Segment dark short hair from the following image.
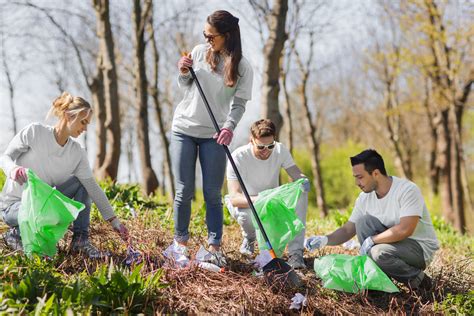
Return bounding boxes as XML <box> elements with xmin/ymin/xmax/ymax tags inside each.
<box><xmin>350</xmin><ymin>149</ymin><xmax>387</xmax><ymax>176</ymax></box>
<box><xmin>250</xmin><ymin>119</ymin><xmax>276</xmax><ymax>139</ymax></box>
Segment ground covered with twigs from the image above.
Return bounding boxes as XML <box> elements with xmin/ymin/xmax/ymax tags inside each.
<box><xmin>0</xmin><ymin>183</ymin><xmax>473</xmax><ymax>314</ymax></box>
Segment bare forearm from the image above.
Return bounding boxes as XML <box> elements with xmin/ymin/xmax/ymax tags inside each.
<box><xmin>372</xmin><ymin>225</ymin><xmax>412</xmax><ymax>244</ymax></box>
<box><xmin>326</xmin><ymin>222</ymin><xmax>356</xmax><ymax>245</ymax></box>
<box><xmin>230</xmin><ymin>194</ymin><xmax>258</xmax><ymax>208</ymax></box>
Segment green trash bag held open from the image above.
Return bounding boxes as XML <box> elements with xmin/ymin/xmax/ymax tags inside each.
<box><xmin>314</xmin><ymin>254</ymin><xmax>399</xmax><ymax>293</ymax></box>
<box><xmin>18</xmin><ymin>169</ymin><xmax>85</xmax><ymax>257</ymax></box>
<box><xmin>252</xmin><ymin>178</ymin><xmax>305</xmax><ymax>257</ymax></box>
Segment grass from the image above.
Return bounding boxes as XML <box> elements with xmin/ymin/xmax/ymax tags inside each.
<box><xmin>0</xmin><ymin>180</ymin><xmax>472</xmax><ymax>314</ymax></box>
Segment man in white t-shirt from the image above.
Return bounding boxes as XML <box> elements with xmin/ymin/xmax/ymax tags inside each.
<box><xmin>305</xmin><ymin>149</ymin><xmax>439</xmax><ymax>290</ymax></box>
<box><xmin>226</xmin><ymin>119</ymin><xmax>309</xmax><ymax>269</ymax></box>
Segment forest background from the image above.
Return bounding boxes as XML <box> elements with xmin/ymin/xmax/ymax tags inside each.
<box><xmin>0</xmin><ymin>0</ymin><xmax>473</xmax><ymax>235</ymax></box>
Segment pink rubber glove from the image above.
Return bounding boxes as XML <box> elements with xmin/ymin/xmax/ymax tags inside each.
<box><xmin>11</xmin><ymin>166</ymin><xmax>28</xmax><ymax>185</ymax></box>
<box><xmin>178</xmin><ymin>53</ymin><xmax>193</xmax><ymax>74</ymax></box>
<box><xmin>214</xmin><ymin>128</ymin><xmax>233</xmax><ymax>146</ymax></box>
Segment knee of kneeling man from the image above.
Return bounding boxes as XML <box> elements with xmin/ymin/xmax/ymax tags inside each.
<box><xmin>368</xmin><ymin>244</ymin><xmax>390</xmax><ymax>262</ymax></box>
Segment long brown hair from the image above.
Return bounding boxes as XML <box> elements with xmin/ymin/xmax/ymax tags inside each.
<box><xmin>206</xmin><ymin>10</ymin><xmax>242</xmax><ymax>87</ymax></box>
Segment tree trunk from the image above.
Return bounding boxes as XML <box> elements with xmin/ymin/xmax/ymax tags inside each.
<box><xmin>93</xmin><ymin>0</ymin><xmax>121</xmax><ymax>180</ymax></box>
<box><xmin>449</xmin><ymin>105</ymin><xmax>466</xmax><ymax>233</ymax></box>
<box><xmin>260</xmin><ymin>0</ymin><xmax>288</xmax><ymax>138</ymax></box>
<box><xmin>1</xmin><ymin>41</ymin><xmax>18</xmax><ymax>136</ymax></box>
<box><xmin>294</xmin><ymin>33</ymin><xmax>327</xmax><ymax>216</ymax></box>
<box><xmin>91</xmin><ymin>63</ymin><xmax>106</xmax><ymax>173</ymax></box>
<box><xmin>280</xmin><ymin>53</ymin><xmax>293</xmax><ymax>154</ymax></box>
<box><xmin>133</xmin><ymin>0</ymin><xmax>158</xmax><ymax>195</ymax></box>
<box><xmin>299</xmin><ymin>79</ymin><xmax>328</xmax><ymax>216</ymax></box>
<box><xmin>422</xmin><ymin>0</ymin><xmax>470</xmax><ymax>232</ymax></box>
<box><xmin>147</xmin><ymin>9</ymin><xmax>175</xmax><ymax>199</ymax></box>
<box><xmin>423</xmin><ymin>80</ymin><xmax>440</xmax><ymax>195</ymax></box>
<box><xmin>384</xmin><ymin>88</ymin><xmax>413</xmax><ymax>179</ymax></box>
<box><xmin>436</xmin><ymin>109</ymin><xmax>454</xmax><ymax>224</ymax></box>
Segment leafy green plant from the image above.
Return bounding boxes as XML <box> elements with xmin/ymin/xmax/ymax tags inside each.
<box><xmin>435</xmin><ymin>291</ymin><xmax>474</xmax><ymax>315</ymax></box>
<box><xmin>84</xmin><ymin>262</ymin><xmax>165</xmax><ymax>314</ymax></box>
<box><xmin>329</xmin><ymin>209</ymin><xmax>351</xmax><ymax>227</ymax></box>
<box><xmin>0</xmin><ymin>256</ymin><xmax>64</xmax><ymax>311</ymax></box>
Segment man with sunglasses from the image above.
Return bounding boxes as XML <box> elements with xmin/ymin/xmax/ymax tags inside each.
<box><xmin>225</xmin><ymin>119</ymin><xmax>309</xmax><ymax>269</ymax></box>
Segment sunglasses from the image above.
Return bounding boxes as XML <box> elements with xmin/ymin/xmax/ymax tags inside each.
<box><xmin>255</xmin><ymin>141</ymin><xmax>276</xmax><ymax>150</ymax></box>
<box><xmin>203</xmin><ymin>31</ymin><xmax>223</xmax><ymax>41</ymax></box>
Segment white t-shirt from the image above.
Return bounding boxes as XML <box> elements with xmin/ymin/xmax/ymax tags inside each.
<box><xmin>172</xmin><ymin>44</ymin><xmax>253</xmax><ymax>138</ymax></box>
<box><xmin>349</xmin><ymin>176</ymin><xmax>440</xmax><ymax>264</ymax></box>
<box><xmin>226</xmin><ymin>142</ymin><xmax>295</xmax><ymax>195</ymax></box>
<box><xmin>0</xmin><ymin>123</ymin><xmax>93</xmax><ymax>209</ymax></box>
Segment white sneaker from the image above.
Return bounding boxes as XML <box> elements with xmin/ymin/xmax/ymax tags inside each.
<box><xmin>239</xmin><ymin>238</ymin><xmax>255</xmax><ymax>256</ymax></box>
<box><xmin>163</xmin><ymin>240</ymin><xmax>190</xmax><ymax>267</ymax></box>
<box><xmin>196</xmin><ymin>246</ymin><xmax>227</xmax><ymax>267</ymax></box>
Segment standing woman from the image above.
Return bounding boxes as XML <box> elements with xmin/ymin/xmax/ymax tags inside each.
<box><xmin>171</xmin><ymin>10</ymin><xmax>253</xmax><ymax>265</ymax></box>
<box><xmin>0</xmin><ymin>92</ymin><xmax>129</xmax><ymax>258</ymax></box>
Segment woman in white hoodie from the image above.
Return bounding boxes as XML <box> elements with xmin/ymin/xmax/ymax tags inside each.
<box><xmin>0</xmin><ymin>92</ymin><xmax>129</xmax><ymax>258</ymax></box>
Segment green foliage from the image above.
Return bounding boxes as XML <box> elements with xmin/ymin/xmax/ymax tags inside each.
<box><xmin>435</xmin><ymin>291</ymin><xmax>474</xmax><ymax>315</ymax></box>
<box><xmin>89</xmin><ymin>180</ymin><xmax>172</xmax><ymax>231</ymax></box>
<box><xmin>0</xmin><ymin>170</ymin><xmax>5</xmax><ymax>188</ymax></box>
<box><xmin>0</xmin><ymin>249</ymin><xmax>166</xmax><ymax>314</ymax></box>
<box><xmin>432</xmin><ymin>215</ymin><xmax>474</xmax><ymax>255</ymax></box>
<box><xmin>0</xmin><ymin>255</ymin><xmax>73</xmax><ymax>313</ymax></box>
<box><xmin>100</xmin><ymin>179</ymin><xmax>168</xmax><ymax>219</ymax></box>
<box><xmin>85</xmin><ymin>263</ymin><xmax>165</xmax><ymax>314</ymax></box>
<box><xmin>320</xmin><ymin>141</ymin><xmax>366</xmax><ymax>210</ymax></box>
<box><xmin>432</xmin><ymin>215</ymin><xmax>457</xmax><ymax>235</ymax></box>
<box><xmin>329</xmin><ymin>209</ymin><xmax>351</xmax><ymax>227</ymax></box>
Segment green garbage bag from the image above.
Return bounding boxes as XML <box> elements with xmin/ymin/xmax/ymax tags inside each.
<box><xmin>18</xmin><ymin>169</ymin><xmax>85</xmax><ymax>257</ymax></box>
<box><xmin>314</xmin><ymin>254</ymin><xmax>399</xmax><ymax>293</ymax></box>
<box><xmin>252</xmin><ymin>178</ymin><xmax>305</xmax><ymax>257</ymax></box>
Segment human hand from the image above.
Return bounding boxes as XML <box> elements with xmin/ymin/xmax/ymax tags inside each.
<box><xmin>301</xmin><ymin>178</ymin><xmax>310</xmax><ymax>193</ymax></box>
<box><xmin>360</xmin><ymin>236</ymin><xmax>374</xmax><ymax>255</ymax></box>
<box><xmin>214</xmin><ymin>128</ymin><xmax>233</xmax><ymax>145</ymax></box>
<box><xmin>111</xmin><ymin>218</ymin><xmax>130</xmax><ymax>242</ymax></box>
<box><xmin>304</xmin><ymin>235</ymin><xmax>328</xmax><ymax>251</ymax></box>
<box><xmin>178</xmin><ymin>53</ymin><xmax>193</xmax><ymax>74</ymax></box>
<box><xmin>11</xmin><ymin>166</ymin><xmax>28</xmax><ymax>185</ymax></box>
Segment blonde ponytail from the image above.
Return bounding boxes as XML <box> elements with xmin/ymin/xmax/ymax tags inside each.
<box><xmin>47</xmin><ymin>92</ymin><xmax>92</xmax><ymax>120</ymax></box>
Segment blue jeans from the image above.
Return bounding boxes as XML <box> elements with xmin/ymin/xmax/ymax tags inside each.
<box><xmin>170</xmin><ymin>131</ymin><xmax>226</xmax><ymax>245</ymax></box>
<box><xmin>1</xmin><ymin>176</ymin><xmax>92</xmax><ymax>241</ymax></box>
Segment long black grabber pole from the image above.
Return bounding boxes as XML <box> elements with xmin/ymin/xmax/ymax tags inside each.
<box><xmin>188</xmin><ymin>66</ymin><xmax>302</xmax><ymax>288</ymax></box>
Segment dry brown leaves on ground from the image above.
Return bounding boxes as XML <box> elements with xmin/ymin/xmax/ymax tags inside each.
<box><xmin>3</xmin><ymin>220</ymin><xmax>473</xmax><ymax>315</ymax></box>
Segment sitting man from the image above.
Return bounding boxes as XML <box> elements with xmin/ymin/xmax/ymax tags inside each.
<box><xmin>226</xmin><ymin>119</ymin><xmax>309</xmax><ymax>269</ymax></box>
<box><xmin>305</xmin><ymin>149</ymin><xmax>439</xmax><ymax>289</ymax></box>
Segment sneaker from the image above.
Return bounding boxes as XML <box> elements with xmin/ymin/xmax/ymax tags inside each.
<box><xmin>163</xmin><ymin>240</ymin><xmax>190</xmax><ymax>267</ymax></box>
<box><xmin>288</xmin><ymin>253</ymin><xmax>306</xmax><ymax>269</ymax></box>
<box><xmin>3</xmin><ymin>227</ymin><xmax>23</xmax><ymax>252</ymax></box>
<box><xmin>196</xmin><ymin>246</ymin><xmax>227</xmax><ymax>267</ymax></box>
<box><xmin>70</xmin><ymin>239</ymin><xmax>107</xmax><ymax>259</ymax></box>
<box><xmin>239</xmin><ymin>238</ymin><xmax>256</xmax><ymax>256</ymax></box>
<box><xmin>209</xmin><ymin>250</ymin><xmax>227</xmax><ymax>267</ymax></box>
<box><xmin>408</xmin><ymin>272</ymin><xmax>433</xmax><ymax>291</ymax></box>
